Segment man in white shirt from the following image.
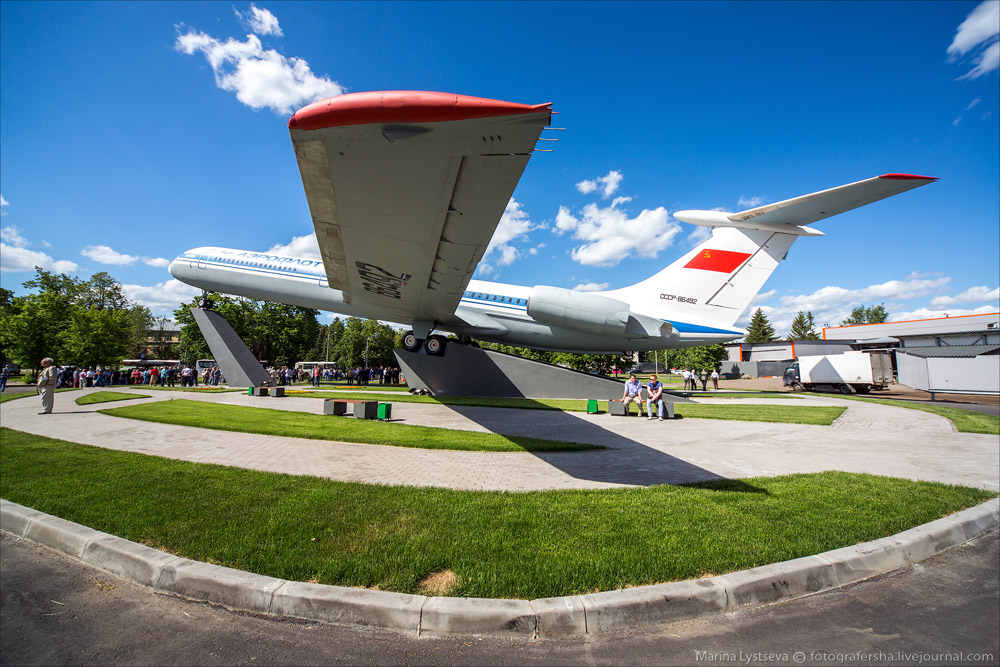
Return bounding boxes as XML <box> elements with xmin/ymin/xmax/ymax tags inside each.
<box><xmin>621</xmin><ymin>373</ymin><xmax>645</xmax><ymax>417</ymax></box>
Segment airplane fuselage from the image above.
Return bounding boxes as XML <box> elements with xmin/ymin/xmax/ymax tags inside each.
<box><xmin>169</xmin><ymin>247</ymin><xmax>741</xmax><ymax>354</ymax></box>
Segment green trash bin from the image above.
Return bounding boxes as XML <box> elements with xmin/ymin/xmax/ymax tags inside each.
<box><xmin>377</xmin><ymin>402</ymin><xmax>392</xmax><ymax>421</ymax></box>
<box><xmin>248</xmin><ymin>387</ymin><xmax>254</xmax><ymax>396</ymax></box>
<box><xmin>587</xmin><ymin>399</ymin><xmax>599</xmax><ymax>414</ymax></box>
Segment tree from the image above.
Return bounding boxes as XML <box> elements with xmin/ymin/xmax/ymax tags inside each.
<box><xmin>550</xmin><ymin>351</ymin><xmax>633</xmax><ymax>375</ymax></box>
<box><xmin>329</xmin><ymin>317</ymin><xmax>400</xmax><ymax>368</ymax></box>
<box><xmin>841</xmin><ymin>304</ymin><xmax>889</xmax><ymax>326</ymax></box>
<box><xmin>173</xmin><ymin>294</ymin><xmax>320</xmax><ymax>365</ymax></box>
<box><xmin>743</xmin><ymin>308</ymin><xmax>777</xmax><ymax>343</ymax></box>
<box><xmin>666</xmin><ymin>344</ymin><xmax>728</xmax><ymax>372</ymax></box>
<box><xmin>787</xmin><ymin>310</ymin><xmax>820</xmax><ymax>340</ymax></box>
<box><xmin>0</xmin><ymin>268</ymin><xmax>151</xmax><ymax>372</ymax></box>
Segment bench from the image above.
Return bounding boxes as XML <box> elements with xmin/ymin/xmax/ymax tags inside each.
<box><xmin>608</xmin><ymin>398</ymin><xmax>675</xmax><ymax>418</ymax></box>
<box><xmin>250</xmin><ymin>386</ymin><xmax>285</xmax><ymax>397</ymax></box>
<box><xmin>324</xmin><ymin>399</ymin><xmax>379</xmax><ymax>420</ymax></box>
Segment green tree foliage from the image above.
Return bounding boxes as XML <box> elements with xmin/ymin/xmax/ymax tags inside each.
<box><xmin>0</xmin><ymin>269</ymin><xmax>152</xmax><ymax>372</ymax></box>
<box><xmin>173</xmin><ymin>294</ymin><xmax>319</xmax><ymax>365</ymax></box>
<box><xmin>666</xmin><ymin>344</ymin><xmax>728</xmax><ymax>372</ymax></box>
<box><xmin>787</xmin><ymin>310</ymin><xmax>820</xmax><ymax>340</ymax></box>
<box><xmin>474</xmin><ymin>340</ymin><xmax>630</xmax><ymax>375</ymax></box>
<box><xmin>841</xmin><ymin>303</ymin><xmax>889</xmax><ymax>326</ymax></box>
<box><xmin>328</xmin><ymin>317</ymin><xmax>401</xmax><ymax>368</ymax></box>
<box><xmin>743</xmin><ymin>307</ymin><xmax>777</xmax><ymax>343</ymax></box>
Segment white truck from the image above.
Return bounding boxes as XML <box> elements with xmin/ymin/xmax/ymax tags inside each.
<box><xmin>783</xmin><ymin>351</ymin><xmax>893</xmax><ymax>394</ymax></box>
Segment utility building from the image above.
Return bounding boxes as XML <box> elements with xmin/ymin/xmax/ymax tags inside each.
<box><xmin>721</xmin><ymin>313</ymin><xmax>999</xmax><ymax>394</ymax></box>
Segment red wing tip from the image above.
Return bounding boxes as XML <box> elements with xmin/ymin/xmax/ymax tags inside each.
<box><xmin>288</xmin><ymin>91</ymin><xmax>550</xmax><ymax>131</ymax></box>
<box><xmin>879</xmin><ymin>173</ymin><xmax>939</xmax><ymax>180</ymax></box>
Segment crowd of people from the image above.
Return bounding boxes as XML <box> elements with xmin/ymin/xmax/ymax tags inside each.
<box><xmin>680</xmin><ymin>368</ymin><xmax>720</xmax><ymax>391</ymax></box>
<box><xmin>264</xmin><ymin>365</ymin><xmax>403</xmax><ymax>387</ymax></box>
<box><xmin>42</xmin><ymin>365</ymin><xmax>214</xmax><ymax>388</ymax></box>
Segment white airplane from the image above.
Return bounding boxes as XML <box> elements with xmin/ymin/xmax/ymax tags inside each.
<box><xmin>170</xmin><ymin>91</ymin><xmax>936</xmax><ymax>355</ymax></box>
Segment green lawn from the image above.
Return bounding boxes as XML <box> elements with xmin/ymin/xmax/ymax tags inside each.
<box><xmin>98</xmin><ymin>399</ymin><xmax>601</xmax><ymax>452</ymax></box>
<box><xmin>75</xmin><ymin>391</ymin><xmax>150</xmax><ymax>405</ymax></box>
<box><xmin>1</xmin><ymin>427</ymin><xmax>992</xmax><ymax>599</ymax></box>
<box><xmin>674</xmin><ymin>404</ymin><xmax>844</xmax><ymax>425</ymax></box>
<box><xmin>289</xmin><ymin>391</ymin><xmax>808</xmax><ymax>413</ymax></box>
<box><xmin>0</xmin><ymin>388</ymin><xmax>79</xmax><ymax>404</ymax></box>
<box><xmin>131</xmin><ymin>386</ymin><xmax>243</xmax><ymax>393</ymax></box>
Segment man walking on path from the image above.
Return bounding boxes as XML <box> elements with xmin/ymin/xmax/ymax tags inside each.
<box><xmin>36</xmin><ymin>357</ymin><xmax>58</xmax><ymax>414</ymax></box>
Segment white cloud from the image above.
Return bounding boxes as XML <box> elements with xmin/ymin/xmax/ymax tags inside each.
<box><xmin>265</xmin><ymin>233</ymin><xmax>321</xmax><ymax>259</ymax></box>
<box><xmin>0</xmin><ymin>226</ymin><xmax>78</xmax><ymax>273</ymax></box>
<box><xmin>122</xmin><ymin>279</ymin><xmax>201</xmax><ymax>314</ymax></box>
<box><xmin>947</xmin><ymin>1</ymin><xmax>1000</xmax><ymax>80</ymax></box>
<box><xmin>176</xmin><ymin>18</ymin><xmax>343</xmax><ymax>114</ymax></box>
<box><xmin>575</xmin><ymin>170</ymin><xmax>623</xmax><ymax>198</ymax></box>
<box><xmin>480</xmin><ymin>198</ymin><xmax>540</xmax><ymax>272</ymax></box>
<box><xmin>953</xmin><ymin>116</ymin><xmax>963</xmax><ymax>126</ymax></box>
<box><xmin>81</xmin><ymin>244</ymin><xmax>139</xmax><ymax>266</ymax></box>
<box><xmin>930</xmin><ymin>285</ymin><xmax>1000</xmax><ymax>307</ymax></box>
<box><xmin>573</xmin><ymin>282</ymin><xmax>610</xmax><ymax>292</ymax></box>
<box><xmin>554</xmin><ymin>197</ymin><xmax>680</xmax><ymax>268</ymax></box>
<box><xmin>736</xmin><ymin>276</ymin><xmax>953</xmax><ymax>334</ymax></box>
<box><xmin>967</xmin><ymin>98</ymin><xmax>982</xmax><ymax>110</ymax></box>
<box><xmin>890</xmin><ymin>305</ymin><xmax>999</xmax><ymax>321</ymax></box>
<box><xmin>0</xmin><ymin>244</ymin><xmax>79</xmax><ymax>273</ymax></box>
<box><xmin>685</xmin><ymin>225</ymin><xmax>712</xmax><ymax>248</ymax></box>
<box><xmin>0</xmin><ymin>194</ymin><xmax>8</xmax><ymax>215</ymax></box>
<box><xmin>961</xmin><ymin>41</ymin><xmax>1000</xmax><ymax>80</ymax></box>
<box><xmin>1</xmin><ymin>225</ymin><xmax>28</xmax><ymax>248</ymax></box>
<box><xmin>143</xmin><ymin>257</ymin><xmax>171</xmax><ymax>268</ymax></box>
<box><xmin>236</xmin><ymin>4</ymin><xmax>284</xmax><ymax>37</ymax></box>
<box><xmin>737</xmin><ymin>195</ymin><xmax>765</xmax><ymax>208</ymax></box>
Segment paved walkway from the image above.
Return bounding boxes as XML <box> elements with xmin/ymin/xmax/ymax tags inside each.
<box><xmin>2</xmin><ymin>388</ymin><xmax>997</xmax><ymax>492</ymax></box>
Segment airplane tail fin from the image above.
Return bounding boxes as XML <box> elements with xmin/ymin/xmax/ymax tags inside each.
<box><xmin>604</xmin><ymin>174</ymin><xmax>936</xmax><ymax>331</ymax></box>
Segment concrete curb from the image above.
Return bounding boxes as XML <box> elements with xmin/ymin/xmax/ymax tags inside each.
<box><xmin>2</xmin><ymin>497</ymin><xmax>997</xmax><ymax>638</ymax></box>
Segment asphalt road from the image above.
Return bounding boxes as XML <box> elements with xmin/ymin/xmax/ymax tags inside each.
<box><xmin>2</xmin><ymin>531</ymin><xmax>997</xmax><ymax>667</ymax></box>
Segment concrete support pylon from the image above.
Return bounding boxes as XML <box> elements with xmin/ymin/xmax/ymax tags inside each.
<box><xmin>190</xmin><ymin>308</ymin><xmax>272</xmax><ymax>388</ymax></box>
<box><xmin>395</xmin><ymin>344</ymin><xmax>628</xmax><ymax>399</ymax></box>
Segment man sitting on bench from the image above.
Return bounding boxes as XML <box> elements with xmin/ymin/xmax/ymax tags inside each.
<box><xmin>646</xmin><ymin>374</ymin><xmax>666</xmax><ymax>421</ymax></box>
<box><xmin>622</xmin><ymin>373</ymin><xmax>645</xmax><ymax>417</ymax></box>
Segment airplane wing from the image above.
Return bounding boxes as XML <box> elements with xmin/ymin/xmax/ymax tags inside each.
<box><xmin>287</xmin><ymin>91</ymin><xmax>552</xmax><ymax>328</ymax></box>
<box><xmin>726</xmin><ymin>174</ymin><xmax>938</xmax><ymax>226</ymax></box>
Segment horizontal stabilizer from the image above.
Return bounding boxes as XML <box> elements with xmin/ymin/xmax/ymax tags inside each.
<box><xmin>675</xmin><ymin>174</ymin><xmax>937</xmax><ymax>231</ymax></box>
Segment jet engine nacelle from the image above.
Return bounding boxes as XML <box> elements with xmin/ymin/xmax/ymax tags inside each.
<box><xmin>527</xmin><ymin>286</ymin><xmax>674</xmax><ymax>339</ymax></box>
<box><xmin>528</xmin><ymin>286</ymin><xmax>629</xmax><ymax>337</ymax></box>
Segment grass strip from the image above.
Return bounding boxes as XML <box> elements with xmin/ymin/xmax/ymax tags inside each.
<box><xmin>98</xmin><ymin>399</ymin><xmax>601</xmax><ymax>452</ymax></box>
<box><xmin>810</xmin><ymin>393</ymin><xmax>999</xmax><ymax>435</ymax></box>
<box><xmin>674</xmin><ymin>404</ymin><xmax>844</xmax><ymax>425</ymax></box>
<box><xmin>75</xmin><ymin>391</ymin><xmax>150</xmax><ymax>405</ymax></box>
<box><xmin>0</xmin><ymin>388</ymin><xmax>79</xmax><ymax>404</ymax></box>
<box><xmin>290</xmin><ymin>391</ymin><xmax>807</xmax><ymax>413</ymax></box>
<box><xmin>1</xmin><ymin>427</ymin><xmax>992</xmax><ymax>599</ymax></box>
<box><xmin>129</xmin><ymin>386</ymin><xmax>243</xmax><ymax>393</ymax></box>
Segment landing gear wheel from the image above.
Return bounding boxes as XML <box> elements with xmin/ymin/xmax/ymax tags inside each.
<box><xmin>424</xmin><ymin>334</ymin><xmax>447</xmax><ymax>356</ymax></box>
<box><xmin>402</xmin><ymin>331</ymin><xmax>420</xmax><ymax>351</ymax></box>
<box><xmin>197</xmin><ymin>296</ymin><xmax>215</xmax><ymax>310</ymax></box>
<box><xmin>837</xmin><ymin>384</ymin><xmax>853</xmax><ymax>394</ymax></box>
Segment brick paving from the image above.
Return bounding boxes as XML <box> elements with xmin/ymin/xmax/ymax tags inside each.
<box><xmin>2</xmin><ymin>387</ymin><xmax>997</xmax><ymax>492</ymax></box>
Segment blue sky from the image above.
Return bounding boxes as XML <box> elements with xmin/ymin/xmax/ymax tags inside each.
<box><xmin>2</xmin><ymin>1</ymin><xmax>997</xmax><ymax>335</ymax></box>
